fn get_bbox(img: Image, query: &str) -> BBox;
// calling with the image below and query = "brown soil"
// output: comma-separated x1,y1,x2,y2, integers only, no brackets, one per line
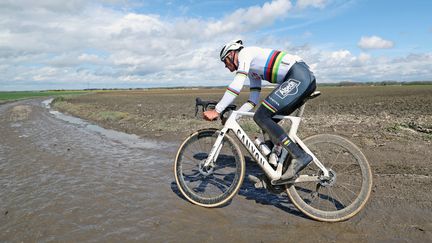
54,86,431,139
1,85,431,241
52,85,432,176
47,85,432,240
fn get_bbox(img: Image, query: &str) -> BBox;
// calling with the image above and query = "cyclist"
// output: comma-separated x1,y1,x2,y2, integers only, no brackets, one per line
203,40,316,184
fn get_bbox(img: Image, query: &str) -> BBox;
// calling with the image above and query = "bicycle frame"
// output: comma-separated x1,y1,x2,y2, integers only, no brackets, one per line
204,110,330,183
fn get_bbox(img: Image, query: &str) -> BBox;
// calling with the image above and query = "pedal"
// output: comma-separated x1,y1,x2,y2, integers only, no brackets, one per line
248,175,285,193
247,174,261,184
247,174,266,189
270,175,298,186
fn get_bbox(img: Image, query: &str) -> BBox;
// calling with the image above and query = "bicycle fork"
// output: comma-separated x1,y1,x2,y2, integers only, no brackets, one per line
203,128,228,167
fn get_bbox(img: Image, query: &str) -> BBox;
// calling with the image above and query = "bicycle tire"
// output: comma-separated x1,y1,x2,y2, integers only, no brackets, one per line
174,128,245,207
286,134,372,222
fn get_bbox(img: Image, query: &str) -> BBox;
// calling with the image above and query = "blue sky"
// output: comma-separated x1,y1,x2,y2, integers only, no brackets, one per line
0,0,431,91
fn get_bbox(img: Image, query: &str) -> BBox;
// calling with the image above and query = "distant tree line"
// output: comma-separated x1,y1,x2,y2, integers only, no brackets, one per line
319,81,432,87
46,81,432,92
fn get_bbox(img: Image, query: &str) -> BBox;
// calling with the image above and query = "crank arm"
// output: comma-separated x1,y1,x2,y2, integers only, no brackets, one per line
293,175,320,183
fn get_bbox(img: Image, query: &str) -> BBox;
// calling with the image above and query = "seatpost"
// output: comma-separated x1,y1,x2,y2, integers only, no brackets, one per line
296,104,306,117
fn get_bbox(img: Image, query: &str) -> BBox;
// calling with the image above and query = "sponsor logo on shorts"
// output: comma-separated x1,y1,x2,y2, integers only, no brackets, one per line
276,79,300,99
268,96,280,106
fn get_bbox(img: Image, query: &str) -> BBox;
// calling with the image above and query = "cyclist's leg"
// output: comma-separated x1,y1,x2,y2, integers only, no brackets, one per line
263,110,286,148
254,62,316,182
254,62,315,142
254,81,315,148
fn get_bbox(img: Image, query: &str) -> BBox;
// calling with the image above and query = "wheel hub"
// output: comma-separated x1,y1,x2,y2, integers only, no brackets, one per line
198,160,214,176
319,169,336,187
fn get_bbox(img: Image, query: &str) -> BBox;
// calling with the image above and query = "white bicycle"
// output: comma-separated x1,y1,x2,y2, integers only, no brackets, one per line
174,91,372,222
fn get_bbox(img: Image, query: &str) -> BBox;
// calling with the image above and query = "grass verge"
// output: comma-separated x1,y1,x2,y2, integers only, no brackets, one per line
0,91,89,102
52,96,131,123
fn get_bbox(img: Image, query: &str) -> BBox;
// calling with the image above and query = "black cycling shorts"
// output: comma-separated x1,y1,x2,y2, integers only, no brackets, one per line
261,61,316,115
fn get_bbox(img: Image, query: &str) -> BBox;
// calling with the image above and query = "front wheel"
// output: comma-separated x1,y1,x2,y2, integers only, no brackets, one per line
174,129,245,207
286,134,372,222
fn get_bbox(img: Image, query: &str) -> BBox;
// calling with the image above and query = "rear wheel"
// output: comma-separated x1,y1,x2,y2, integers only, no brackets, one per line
286,134,372,222
174,129,245,207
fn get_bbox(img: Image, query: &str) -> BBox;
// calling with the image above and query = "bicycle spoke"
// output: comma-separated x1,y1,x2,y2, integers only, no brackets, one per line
192,141,203,157
184,174,204,183
328,187,345,209
286,135,372,221
315,189,331,211
329,149,342,170
182,169,200,177
335,183,358,197
332,185,352,208
338,166,361,176
182,153,202,164
327,188,337,208
339,180,362,189
208,176,231,189
175,129,244,206
194,179,210,194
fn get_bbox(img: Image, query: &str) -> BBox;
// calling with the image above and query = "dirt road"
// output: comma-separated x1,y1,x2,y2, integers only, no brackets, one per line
1,98,431,242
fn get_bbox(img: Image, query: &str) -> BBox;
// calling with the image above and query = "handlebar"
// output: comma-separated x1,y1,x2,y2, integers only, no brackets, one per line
219,104,236,118
219,104,237,125
196,97,236,124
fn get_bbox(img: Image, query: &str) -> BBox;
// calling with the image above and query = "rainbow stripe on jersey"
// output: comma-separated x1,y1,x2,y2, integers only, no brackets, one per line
226,87,240,97
263,50,287,83
261,100,277,113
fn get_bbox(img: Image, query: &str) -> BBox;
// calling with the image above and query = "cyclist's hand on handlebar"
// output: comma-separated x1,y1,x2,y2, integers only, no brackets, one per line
203,110,219,121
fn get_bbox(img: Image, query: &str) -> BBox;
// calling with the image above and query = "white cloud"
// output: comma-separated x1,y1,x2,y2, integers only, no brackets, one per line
205,0,292,36
330,49,352,59
358,36,394,50
0,1,430,90
107,13,166,36
309,47,432,82
0,0,298,90
358,52,371,63
0,1,228,88
296,0,327,9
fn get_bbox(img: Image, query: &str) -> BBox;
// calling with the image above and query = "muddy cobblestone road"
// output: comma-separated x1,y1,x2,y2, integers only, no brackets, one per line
1,99,431,242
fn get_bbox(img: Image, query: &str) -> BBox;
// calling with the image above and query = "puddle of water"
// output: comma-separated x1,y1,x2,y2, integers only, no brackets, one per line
42,98,53,108
42,99,173,150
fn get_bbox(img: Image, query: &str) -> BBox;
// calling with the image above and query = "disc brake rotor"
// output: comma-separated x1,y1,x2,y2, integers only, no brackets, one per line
198,160,214,176
319,169,337,187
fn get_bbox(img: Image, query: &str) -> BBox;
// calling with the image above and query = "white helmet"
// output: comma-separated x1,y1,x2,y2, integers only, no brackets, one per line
219,39,243,61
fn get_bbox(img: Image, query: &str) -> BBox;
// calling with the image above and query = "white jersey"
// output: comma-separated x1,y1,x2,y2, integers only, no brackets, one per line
215,46,303,113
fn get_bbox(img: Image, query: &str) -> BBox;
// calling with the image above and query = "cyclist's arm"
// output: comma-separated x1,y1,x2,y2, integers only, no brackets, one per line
215,71,247,113
215,50,252,113
237,76,261,112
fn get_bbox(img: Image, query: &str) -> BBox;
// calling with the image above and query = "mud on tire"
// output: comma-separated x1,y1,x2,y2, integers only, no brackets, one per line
174,129,245,207
286,134,373,222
